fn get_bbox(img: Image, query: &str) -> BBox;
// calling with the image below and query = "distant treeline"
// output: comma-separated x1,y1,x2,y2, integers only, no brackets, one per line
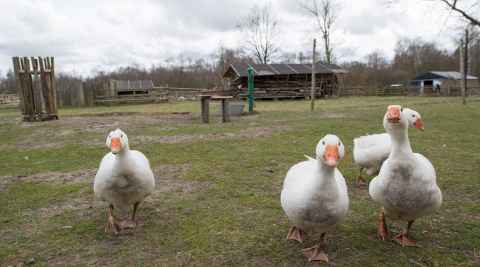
1,37,479,93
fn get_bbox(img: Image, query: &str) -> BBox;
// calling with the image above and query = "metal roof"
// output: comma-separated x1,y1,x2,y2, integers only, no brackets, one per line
414,71,478,81
224,63,347,78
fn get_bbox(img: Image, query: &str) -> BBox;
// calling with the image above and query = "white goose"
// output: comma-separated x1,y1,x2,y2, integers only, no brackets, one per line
353,108,424,186
369,105,442,246
281,134,349,263
94,129,155,234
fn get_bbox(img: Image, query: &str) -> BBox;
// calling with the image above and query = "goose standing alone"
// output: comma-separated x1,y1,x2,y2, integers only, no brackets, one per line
369,105,442,246
94,129,155,234
281,134,349,262
353,108,424,186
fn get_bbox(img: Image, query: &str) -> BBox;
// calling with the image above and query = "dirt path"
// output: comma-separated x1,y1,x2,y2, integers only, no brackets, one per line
10,112,291,149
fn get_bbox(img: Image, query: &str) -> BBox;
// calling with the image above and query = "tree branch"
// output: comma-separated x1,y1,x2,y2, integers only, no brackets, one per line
439,0,480,26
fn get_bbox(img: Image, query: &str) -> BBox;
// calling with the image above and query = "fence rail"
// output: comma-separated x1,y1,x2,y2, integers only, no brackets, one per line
0,94,19,105
152,87,233,100
339,86,480,97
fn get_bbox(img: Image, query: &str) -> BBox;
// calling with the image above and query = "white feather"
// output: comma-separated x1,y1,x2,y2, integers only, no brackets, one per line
304,154,315,161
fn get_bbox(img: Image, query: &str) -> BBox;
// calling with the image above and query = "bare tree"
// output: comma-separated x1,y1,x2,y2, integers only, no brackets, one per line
299,0,339,64
437,0,480,27
238,3,279,64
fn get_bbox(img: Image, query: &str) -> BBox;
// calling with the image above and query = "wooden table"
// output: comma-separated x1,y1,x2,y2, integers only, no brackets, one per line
200,95,233,123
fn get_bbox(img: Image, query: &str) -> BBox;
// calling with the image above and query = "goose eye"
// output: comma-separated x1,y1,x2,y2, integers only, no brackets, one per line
322,141,325,145
412,114,415,118
338,142,341,146
400,107,403,112
121,134,124,138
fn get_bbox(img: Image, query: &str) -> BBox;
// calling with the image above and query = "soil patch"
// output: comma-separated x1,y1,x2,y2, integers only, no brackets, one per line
134,125,290,145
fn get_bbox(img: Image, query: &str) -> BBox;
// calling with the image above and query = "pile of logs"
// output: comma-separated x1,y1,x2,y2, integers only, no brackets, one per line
229,74,339,100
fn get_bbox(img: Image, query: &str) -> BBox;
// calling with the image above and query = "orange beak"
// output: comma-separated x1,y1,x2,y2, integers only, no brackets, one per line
110,137,121,153
387,106,401,123
415,118,424,131
323,144,339,167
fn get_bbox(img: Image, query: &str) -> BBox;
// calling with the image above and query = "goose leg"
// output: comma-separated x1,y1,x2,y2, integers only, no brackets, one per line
356,167,367,187
394,220,417,247
120,202,140,229
377,208,389,241
105,204,120,235
132,202,139,221
286,226,306,243
302,233,329,262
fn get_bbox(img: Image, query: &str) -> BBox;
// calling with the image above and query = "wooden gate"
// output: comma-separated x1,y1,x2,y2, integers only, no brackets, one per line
12,57,58,121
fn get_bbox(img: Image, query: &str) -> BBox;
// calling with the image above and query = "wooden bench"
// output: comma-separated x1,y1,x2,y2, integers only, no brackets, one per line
200,95,233,123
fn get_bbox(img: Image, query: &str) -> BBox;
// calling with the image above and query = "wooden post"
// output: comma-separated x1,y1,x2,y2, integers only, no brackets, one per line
22,57,36,121
460,39,466,103
40,57,54,118
49,57,58,118
462,28,469,105
311,38,316,111
17,57,31,119
247,66,254,113
30,57,42,116
221,98,230,123
12,57,25,114
200,95,211,123
31,57,45,116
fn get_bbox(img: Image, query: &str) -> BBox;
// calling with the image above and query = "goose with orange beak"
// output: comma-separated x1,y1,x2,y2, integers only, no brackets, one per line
94,129,156,234
281,134,349,263
369,105,442,246
353,108,424,187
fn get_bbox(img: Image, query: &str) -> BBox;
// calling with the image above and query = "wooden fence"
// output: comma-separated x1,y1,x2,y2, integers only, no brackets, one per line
152,87,234,100
339,86,480,97
339,86,375,96
155,85,480,99
94,88,168,106
0,94,20,105
57,80,95,107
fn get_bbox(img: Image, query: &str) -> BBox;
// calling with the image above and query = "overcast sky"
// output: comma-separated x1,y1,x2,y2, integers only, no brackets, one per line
0,0,474,76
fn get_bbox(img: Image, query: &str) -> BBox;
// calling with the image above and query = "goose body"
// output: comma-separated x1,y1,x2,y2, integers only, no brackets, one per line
353,133,391,176
369,152,441,221
369,105,441,245
93,129,155,234
94,149,155,210
281,160,349,233
281,134,348,262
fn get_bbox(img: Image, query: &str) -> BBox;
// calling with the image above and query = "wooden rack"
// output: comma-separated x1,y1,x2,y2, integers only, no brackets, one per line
12,57,58,121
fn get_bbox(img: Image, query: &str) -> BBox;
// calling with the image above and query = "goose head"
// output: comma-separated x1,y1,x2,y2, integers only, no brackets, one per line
403,108,424,131
383,105,409,133
316,134,345,167
106,128,129,154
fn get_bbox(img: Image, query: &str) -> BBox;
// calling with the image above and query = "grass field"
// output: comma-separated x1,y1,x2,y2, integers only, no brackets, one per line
0,97,479,266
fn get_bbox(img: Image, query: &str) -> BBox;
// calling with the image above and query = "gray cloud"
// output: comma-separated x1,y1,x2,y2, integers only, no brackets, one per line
0,0,461,76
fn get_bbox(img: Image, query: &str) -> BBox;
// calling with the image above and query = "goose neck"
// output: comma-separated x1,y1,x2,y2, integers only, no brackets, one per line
390,127,412,157
316,161,337,189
